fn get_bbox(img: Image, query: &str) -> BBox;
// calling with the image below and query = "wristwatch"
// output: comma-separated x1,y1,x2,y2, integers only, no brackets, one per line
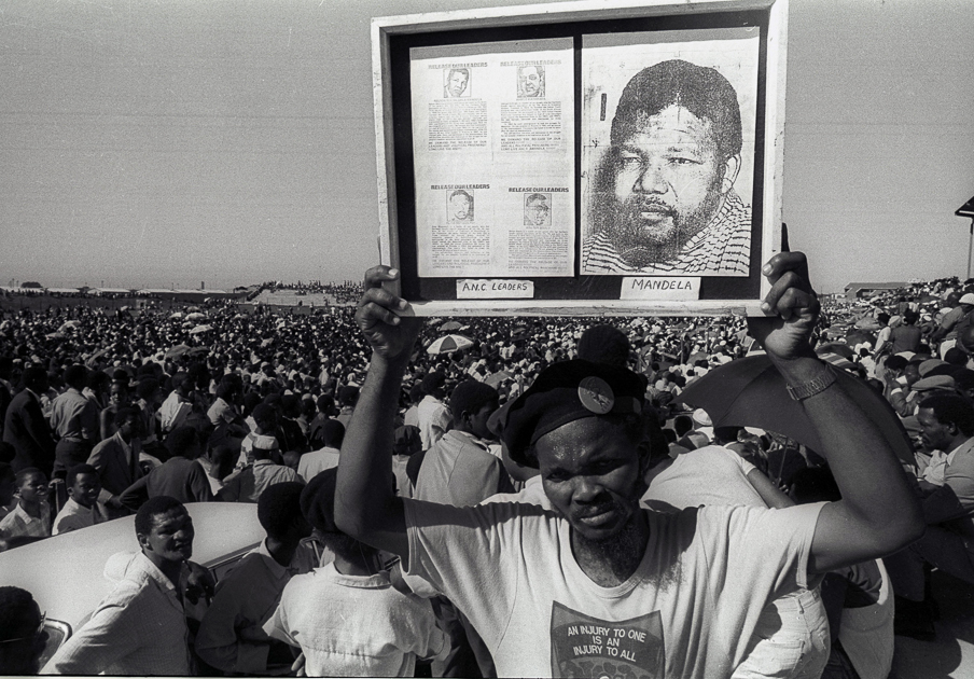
785,363,837,401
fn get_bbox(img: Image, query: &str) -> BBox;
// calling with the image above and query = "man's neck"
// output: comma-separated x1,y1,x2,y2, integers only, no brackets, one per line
333,550,382,577
265,537,298,568
948,435,974,456
18,499,44,519
142,550,184,587
570,511,650,587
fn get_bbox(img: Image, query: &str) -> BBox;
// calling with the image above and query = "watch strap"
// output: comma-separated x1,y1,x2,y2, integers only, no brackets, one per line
786,363,837,401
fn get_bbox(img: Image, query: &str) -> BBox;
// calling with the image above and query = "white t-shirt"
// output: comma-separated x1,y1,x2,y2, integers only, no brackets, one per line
642,445,762,510
404,498,823,679
264,563,445,677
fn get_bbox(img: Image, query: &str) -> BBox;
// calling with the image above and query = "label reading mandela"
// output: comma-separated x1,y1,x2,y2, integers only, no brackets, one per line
619,277,700,301
550,602,665,679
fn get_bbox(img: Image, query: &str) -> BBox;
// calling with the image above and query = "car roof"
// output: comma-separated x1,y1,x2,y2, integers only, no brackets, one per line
0,502,263,629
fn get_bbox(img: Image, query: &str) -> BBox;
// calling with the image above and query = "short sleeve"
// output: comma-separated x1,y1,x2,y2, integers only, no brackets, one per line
403,499,530,649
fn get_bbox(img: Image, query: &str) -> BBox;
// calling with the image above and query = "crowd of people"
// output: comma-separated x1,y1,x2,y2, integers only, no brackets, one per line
1,257,974,677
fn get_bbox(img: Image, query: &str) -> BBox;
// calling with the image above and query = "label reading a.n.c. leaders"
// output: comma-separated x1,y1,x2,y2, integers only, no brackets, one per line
456,279,534,299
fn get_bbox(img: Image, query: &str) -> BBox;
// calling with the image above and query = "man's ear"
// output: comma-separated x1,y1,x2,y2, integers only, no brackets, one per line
137,532,151,552
637,439,655,476
720,155,741,194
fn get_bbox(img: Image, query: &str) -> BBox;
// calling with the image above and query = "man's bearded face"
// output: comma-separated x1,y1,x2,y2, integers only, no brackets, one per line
608,104,728,266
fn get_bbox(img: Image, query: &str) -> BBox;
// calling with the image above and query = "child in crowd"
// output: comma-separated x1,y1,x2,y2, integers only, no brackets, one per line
263,468,445,677
53,463,108,535
0,467,51,550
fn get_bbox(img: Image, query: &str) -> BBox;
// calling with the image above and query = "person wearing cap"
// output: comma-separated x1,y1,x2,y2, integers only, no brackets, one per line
236,403,279,471
336,254,922,678
885,393,974,639
417,372,451,452
263,468,446,677
220,434,299,503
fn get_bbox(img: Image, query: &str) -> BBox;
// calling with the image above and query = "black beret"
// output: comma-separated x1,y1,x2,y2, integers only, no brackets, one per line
502,359,644,467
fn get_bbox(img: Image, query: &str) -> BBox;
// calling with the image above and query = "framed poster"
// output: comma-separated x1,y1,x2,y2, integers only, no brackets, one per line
373,0,788,316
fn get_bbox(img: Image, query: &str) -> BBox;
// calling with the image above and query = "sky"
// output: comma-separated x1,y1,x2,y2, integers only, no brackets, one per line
1,0,972,293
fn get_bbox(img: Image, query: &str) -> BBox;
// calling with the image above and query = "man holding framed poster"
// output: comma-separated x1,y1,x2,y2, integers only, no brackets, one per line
335,253,923,679
582,58,751,276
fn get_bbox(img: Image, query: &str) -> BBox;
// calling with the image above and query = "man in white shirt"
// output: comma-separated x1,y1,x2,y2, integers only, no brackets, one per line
43,497,214,675
334,256,923,678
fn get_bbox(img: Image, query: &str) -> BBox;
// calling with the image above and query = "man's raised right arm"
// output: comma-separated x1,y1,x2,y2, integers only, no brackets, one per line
334,266,421,561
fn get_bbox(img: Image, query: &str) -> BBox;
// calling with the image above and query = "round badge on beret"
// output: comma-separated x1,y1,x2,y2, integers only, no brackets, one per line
578,376,615,414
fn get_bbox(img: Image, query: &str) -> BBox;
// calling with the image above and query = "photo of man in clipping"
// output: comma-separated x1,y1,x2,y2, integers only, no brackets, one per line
582,59,751,276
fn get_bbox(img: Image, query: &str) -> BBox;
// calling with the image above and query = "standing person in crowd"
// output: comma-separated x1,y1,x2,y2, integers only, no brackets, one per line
297,420,344,483
238,404,278,471
87,406,144,517
42,496,212,675
402,383,425,429
197,440,235,496
0,358,15,441
0,586,49,675
415,380,511,507
99,376,131,444
49,364,100,477
220,435,300,503
335,255,923,678
196,482,315,675
119,426,213,510
0,467,51,550
53,463,108,534
158,372,194,436
888,310,923,356
413,379,511,678
134,378,164,459
307,394,336,450
417,372,451,452
208,374,249,436
264,469,446,677
3,366,56,477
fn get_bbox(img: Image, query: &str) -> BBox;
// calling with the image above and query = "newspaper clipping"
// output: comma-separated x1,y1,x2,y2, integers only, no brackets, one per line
410,39,575,278
579,28,759,278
